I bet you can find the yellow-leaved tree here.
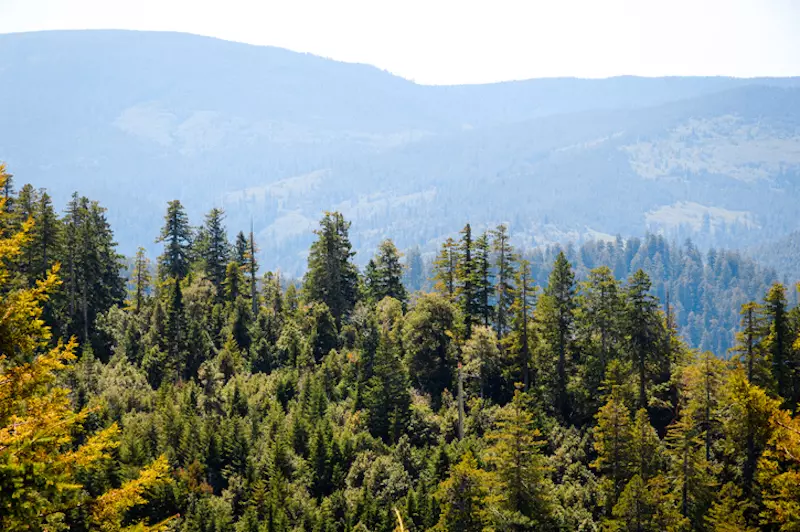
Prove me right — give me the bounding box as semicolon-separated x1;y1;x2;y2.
0;164;171;531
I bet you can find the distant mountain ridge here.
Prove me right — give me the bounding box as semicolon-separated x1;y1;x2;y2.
2;30;800;273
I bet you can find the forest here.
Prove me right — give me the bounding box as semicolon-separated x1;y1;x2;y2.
3;160;800;531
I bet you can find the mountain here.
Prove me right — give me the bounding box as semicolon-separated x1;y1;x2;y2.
2;29;800;274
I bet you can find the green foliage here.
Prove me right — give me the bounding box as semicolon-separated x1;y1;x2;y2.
303;212;358;329
4;165;800;531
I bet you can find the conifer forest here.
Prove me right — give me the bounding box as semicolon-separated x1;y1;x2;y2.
6;160;800;532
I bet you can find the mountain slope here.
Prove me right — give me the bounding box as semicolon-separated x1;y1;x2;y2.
2;30;800;273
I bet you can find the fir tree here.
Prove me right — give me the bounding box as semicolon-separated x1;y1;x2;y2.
156;199;192;281
623;269;662;410
197;207;230;297
491;224;516;339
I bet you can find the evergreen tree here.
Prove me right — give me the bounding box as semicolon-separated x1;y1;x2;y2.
484;389;552;529
131;247;152;314
434;452;492;532
623;269;662;410
234;230;248;267
432;237;457;300
491;224;516;339
721;370;780;495
538;250;576;420
303;212;359;329
456;223;479;338
505;258;536;390
473;232;492;328
0;173;169;530
403;246;425;293
33;189;60;283
156;199;192;281
764;283;793;403
578;266;623;387
593;391;633;502
362;297;411;443
197;208;230;297
247;227;259;316
462;325;502;400
62;195;125;352
733;301;770;387
364;239;407;304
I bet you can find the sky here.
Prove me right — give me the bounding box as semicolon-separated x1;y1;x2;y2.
1;0;799;84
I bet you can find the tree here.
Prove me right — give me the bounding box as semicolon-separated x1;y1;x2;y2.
484;389;552;529
578;266;623;387
456;223;479;338
592;391;633;502
234;230;248;267
764;283;792;403
197;208;230;297
491;224;516;339
365;239;407;304
473;232;492;328
733;301;770;388
362;297;411;443
403;294;458;408
0;172;170;530
538;251;576;420
721;370;780;495
434;452;493;532
759;407;800;530
303;212;359;329
131;247;152;314
224;260;245;303
505;258;536;390
432;237;457;301
403;246;425;293
62;195;125;352
623;269;662;410
665;389;717;524
247;227;259;316
32;189;60;283
608;474;686;532
156;199;192;280
462;325;502;400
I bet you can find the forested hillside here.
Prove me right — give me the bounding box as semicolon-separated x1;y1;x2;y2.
5;162;800;531
3;31;800;273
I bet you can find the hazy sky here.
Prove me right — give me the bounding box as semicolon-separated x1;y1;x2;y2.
1;0;799;84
